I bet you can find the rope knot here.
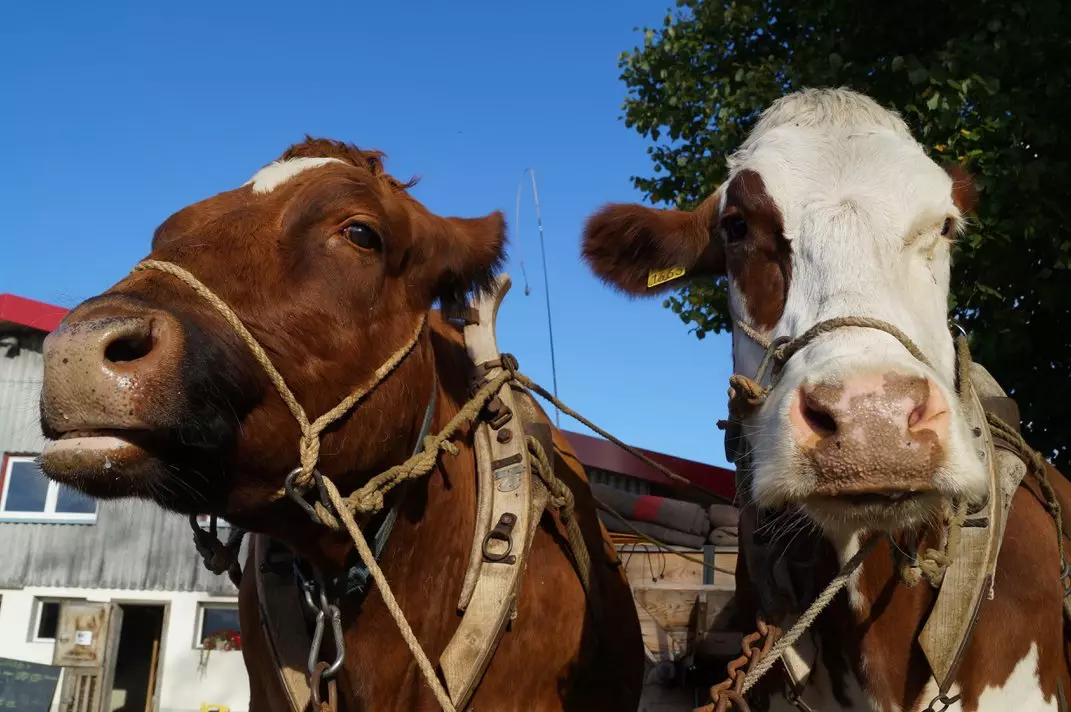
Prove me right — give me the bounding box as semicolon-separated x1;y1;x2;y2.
499;352;520;375
903;549;952;588
351;489;386;515
191;523;238;575
727;375;768;422
433;436;459;457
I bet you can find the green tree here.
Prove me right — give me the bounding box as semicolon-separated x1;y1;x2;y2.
619;0;1071;469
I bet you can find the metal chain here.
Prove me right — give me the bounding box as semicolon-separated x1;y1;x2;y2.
699;620;780;712
295;562;345;711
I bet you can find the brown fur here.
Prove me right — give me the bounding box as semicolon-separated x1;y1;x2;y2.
40;138;643;710
582;194;723;295
580;173;792;332
721;170;791;331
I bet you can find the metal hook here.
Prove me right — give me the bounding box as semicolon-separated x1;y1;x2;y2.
285;467;324;524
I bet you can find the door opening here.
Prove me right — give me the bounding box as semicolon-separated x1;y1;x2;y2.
108;604;165;712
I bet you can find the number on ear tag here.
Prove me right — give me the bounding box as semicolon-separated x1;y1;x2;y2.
647;266;687;288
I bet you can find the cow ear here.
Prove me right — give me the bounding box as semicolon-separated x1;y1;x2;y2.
581;200;723;296
943;164;977;215
419;211;507;310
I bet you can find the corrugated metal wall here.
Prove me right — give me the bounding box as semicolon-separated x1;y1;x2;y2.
0;329;236;594
0;330;48;454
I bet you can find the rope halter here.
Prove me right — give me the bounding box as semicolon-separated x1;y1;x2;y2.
131;260;427;501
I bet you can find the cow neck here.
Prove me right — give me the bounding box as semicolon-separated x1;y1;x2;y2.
300;371;439;599
331;336;483;708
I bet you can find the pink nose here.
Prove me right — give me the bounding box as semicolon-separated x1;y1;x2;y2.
788;371;950;494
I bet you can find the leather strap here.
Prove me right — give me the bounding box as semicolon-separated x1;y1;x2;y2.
255;535;314;712
918;363;1026;694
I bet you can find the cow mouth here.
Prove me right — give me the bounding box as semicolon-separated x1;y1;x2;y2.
802;488;943;531
40;427;168;499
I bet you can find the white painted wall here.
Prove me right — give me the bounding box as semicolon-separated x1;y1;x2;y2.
0;586;250;712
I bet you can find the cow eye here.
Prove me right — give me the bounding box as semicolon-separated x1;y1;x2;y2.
941;218;953;236
343;223;381;251
720;215;749;243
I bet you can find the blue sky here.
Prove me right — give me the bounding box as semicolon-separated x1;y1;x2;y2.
0;0;734;468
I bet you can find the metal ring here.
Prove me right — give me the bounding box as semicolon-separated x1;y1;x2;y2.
481;529;514;563
949;320;968;339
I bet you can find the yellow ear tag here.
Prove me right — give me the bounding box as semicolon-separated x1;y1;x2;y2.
647;266;687;289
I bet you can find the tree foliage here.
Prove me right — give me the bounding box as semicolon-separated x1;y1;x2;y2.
619;0;1071;468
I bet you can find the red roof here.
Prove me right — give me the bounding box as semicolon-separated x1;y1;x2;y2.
0;293;733;495
0;293;67;332
562;430;735;501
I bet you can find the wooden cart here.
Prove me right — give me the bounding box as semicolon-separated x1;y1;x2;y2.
615;541;741;711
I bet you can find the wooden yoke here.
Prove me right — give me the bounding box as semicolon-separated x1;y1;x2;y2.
440;274;541;709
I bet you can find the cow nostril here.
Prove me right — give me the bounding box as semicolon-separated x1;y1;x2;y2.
802;402;838;438
104;332;154;364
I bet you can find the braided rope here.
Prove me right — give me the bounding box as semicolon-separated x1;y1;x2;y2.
526;435;595;597
740;534;880;694
133;260;426;493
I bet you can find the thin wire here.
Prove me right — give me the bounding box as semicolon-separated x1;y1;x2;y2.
528;167;560;427
513;171;532;296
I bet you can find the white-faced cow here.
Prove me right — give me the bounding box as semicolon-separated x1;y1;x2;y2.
37;138;644;711
583;88;1071;711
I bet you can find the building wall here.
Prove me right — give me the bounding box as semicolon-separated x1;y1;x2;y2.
0;586;250;712
0;329;47;454
1;319;248;711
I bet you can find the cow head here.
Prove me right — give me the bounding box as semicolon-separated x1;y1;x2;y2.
38;138;505;538
583;89;983;538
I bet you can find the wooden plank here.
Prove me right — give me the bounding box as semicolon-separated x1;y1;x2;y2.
634;586;735;632
636;606;688;661
616;544;737;588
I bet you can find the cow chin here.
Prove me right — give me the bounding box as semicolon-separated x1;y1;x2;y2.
749;429;988;538
40;431;228;515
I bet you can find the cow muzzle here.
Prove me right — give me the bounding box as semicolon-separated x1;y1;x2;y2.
789;370;950;499
40;302;186;479
729;316;983;530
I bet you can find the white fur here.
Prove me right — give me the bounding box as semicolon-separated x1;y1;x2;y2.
907;645;1055;711
727;89;987;534
243;157;343;194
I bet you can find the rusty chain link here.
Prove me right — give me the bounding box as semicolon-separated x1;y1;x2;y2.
694;619;781;712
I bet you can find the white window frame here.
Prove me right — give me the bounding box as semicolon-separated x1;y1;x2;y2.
194;602;240;650
0;455;97;523
30;598;68;643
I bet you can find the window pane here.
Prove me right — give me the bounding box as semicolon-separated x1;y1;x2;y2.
201;607;240;639
4;461;48;513
37;601;59;640
56;485;97;515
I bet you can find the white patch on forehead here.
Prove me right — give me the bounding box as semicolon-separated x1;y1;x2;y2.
243;157;344;194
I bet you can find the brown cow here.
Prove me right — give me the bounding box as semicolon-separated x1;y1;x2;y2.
37;138;643;711
582;88;1071;711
